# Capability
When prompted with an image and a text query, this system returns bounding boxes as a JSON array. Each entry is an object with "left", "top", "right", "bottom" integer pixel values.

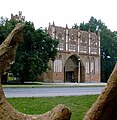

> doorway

[
  {"left": 64, "top": 55, "right": 82, "bottom": 82},
  {"left": 66, "top": 71, "right": 74, "bottom": 82}
]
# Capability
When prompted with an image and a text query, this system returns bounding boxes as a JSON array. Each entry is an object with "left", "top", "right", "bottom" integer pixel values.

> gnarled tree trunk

[
  {"left": 0, "top": 23, "right": 71, "bottom": 120},
  {"left": 83, "top": 63, "right": 117, "bottom": 120}
]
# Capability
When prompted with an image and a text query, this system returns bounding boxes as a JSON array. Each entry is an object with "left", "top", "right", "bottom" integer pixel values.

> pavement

[
  {"left": 40, "top": 82, "right": 107, "bottom": 86},
  {"left": 3, "top": 82, "right": 107, "bottom": 88}
]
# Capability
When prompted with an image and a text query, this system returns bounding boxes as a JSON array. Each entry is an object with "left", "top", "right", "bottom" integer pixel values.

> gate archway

[{"left": 64, "top": 55, "right": 85, "bottom": 83}]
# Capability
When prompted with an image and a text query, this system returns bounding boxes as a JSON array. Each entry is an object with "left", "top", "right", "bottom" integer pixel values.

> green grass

[{"left": 8, "top": 95, "right": 98, "bottom": 120}]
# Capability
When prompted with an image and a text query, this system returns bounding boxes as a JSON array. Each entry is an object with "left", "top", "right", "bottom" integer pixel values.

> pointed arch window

[
  {"left": 90, "top": 57, "right": 95, "bottom": 74},
  {"left": 57, "top": 32, "right": 64, "bottom": 51},
  {"left": 85, "top": 57, "right": 90, "bottom": 74}
]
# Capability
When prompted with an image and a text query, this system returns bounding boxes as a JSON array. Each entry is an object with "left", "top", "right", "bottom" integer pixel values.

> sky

[{"left": 0, "top": 0, "right": 117, "bottom": 31}]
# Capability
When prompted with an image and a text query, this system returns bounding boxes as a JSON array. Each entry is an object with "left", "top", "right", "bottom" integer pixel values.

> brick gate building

[{"left": 44, "top": 22, "right": 100, "bottom": 83}]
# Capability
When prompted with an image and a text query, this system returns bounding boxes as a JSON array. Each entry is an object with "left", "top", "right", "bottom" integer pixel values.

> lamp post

[{"left": 78, "top": 58, "right": 80, "bottom": 83}]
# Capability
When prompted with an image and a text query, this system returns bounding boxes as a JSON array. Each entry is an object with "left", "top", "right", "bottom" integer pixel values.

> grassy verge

[{"left": 8, "top": 95, "right": 98, "bottom": 120}]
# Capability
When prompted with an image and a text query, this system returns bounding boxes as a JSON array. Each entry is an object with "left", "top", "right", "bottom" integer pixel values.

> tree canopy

[{"left": 0, "top": 17, "right": 58, "bottom": 83}]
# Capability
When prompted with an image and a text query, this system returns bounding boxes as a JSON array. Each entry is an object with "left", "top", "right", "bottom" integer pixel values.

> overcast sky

[{"left": 0, "top": 0, "right": 117, "bottom": 31}]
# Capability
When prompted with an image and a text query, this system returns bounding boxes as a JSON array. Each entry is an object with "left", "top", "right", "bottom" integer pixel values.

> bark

[
  {"left": 83, "top": 63, "right": 117, "bottom": 120},
  {"left": 0, "top": 23, "right": 71, "bottom": 120}
]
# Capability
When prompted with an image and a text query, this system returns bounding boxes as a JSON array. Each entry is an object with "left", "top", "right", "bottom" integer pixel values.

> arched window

[
  {"left": 85, "top": 57, "right": 90, "bottom": 74},
  {"left": 90, "top": 57, "right": 95, "bottom": 74},
  {"left": 69, "top": 33, "right": 76, "bottom": 52},
  {"left": 56, "top": 31, "right": 64, "bottom": 51}
]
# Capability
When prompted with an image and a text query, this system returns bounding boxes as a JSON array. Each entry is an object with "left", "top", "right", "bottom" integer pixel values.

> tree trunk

[
  {"left": 1, "top": 74, "right": 7, "bottom": 84},
  {"left": 83, "top": 63, "right": 117, "bottom": 120},
  {"left": 0, "top": 23, "right": 71, "bottom": 120}
]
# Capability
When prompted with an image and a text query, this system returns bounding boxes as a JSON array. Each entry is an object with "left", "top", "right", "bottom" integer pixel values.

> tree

[
  {"left": 0, "top": 16, "right": 58, "bottom": 83},
  {"left": 0, "top": 17, "right": 8, "bottom": 44},
  {"left": 72, "top": 17, "right": 117, "bottom": 82},
  {"left": 11, "top": 21, "right": 58, "bottom": 83}
]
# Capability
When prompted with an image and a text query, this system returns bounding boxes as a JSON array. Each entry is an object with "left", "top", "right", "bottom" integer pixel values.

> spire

[
  {"left": 49, "top": 22, "right": 51, "bottom": 26},
  {"left": 66, "top": 24, "right": 68, "bottom": 29},
  {"left": 53, "top": 21, "right": 55, "bottom": 26}
]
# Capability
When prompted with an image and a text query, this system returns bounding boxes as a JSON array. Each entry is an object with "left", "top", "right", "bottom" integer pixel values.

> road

[{"left": 4, "top": 87, "right": 105, "bottom": 98}]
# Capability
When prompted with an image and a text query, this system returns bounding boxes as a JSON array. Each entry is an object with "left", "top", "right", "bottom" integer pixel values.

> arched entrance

[{"left": 64, "top": 55, "right": 85, "bottom": 82}]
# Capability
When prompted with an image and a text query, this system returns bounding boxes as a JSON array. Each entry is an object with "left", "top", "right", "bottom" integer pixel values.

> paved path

[{"left": 4, "top": 86, "right": 105, "bottom": 98}]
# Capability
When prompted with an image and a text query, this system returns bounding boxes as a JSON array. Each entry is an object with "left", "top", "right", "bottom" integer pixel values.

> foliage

[
  {"left": 0, "top": 17, "right": 18, "bottom": 44},
  {"left": 0, "top": 17, "right": 58, "bottom": 83},
  {"left": 11, "top": 21, "right": 58, "bottom": 82},
  {"left": 8, "top": 95, "right": 98, "bottom": 120},
  {"left": 72, "top": 17, "right": 117, "bottom": 82}
]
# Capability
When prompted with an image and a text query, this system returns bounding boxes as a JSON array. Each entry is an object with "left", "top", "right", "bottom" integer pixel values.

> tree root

[{"left": 83, "top": 63, "right": 117, "bottom": 120}]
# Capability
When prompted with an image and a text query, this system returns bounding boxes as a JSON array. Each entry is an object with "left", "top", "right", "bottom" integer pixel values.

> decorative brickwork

[{"left": 44, "top": 22, "right": 100, "bottom": 83}]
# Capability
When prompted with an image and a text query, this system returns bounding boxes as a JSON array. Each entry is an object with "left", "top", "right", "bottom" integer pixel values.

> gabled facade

[{"left": 44, "top": 22, "right": 100, "bottom": 83}]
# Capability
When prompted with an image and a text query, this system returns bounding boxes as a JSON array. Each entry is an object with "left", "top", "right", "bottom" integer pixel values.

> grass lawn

[{"left": 8, "top": 95, "right": 98, "bottom": 120}]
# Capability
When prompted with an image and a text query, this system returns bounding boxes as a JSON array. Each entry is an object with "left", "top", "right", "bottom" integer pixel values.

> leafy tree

[
  {"left": 0, "top": 17, "right": 58, "bottom": 83},
  {"left": 0, "top": 17, "right": 8, "bottom": 44},
  {"left": 0, "top": 17, "right": 18, "bottom": 43},
  {"left": 72, "top": 17, "right": 117, "bottom": 82},
  {"left": 72, "top": 23, "right": 79, "bottom": 29},
  {"left": 11, "top": 21, "right": 58, "bottom": 83}
]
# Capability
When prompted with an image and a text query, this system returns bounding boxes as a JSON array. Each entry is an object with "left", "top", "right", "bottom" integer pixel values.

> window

[{"left": 86, "top": 61, "right": 90, "bottom": 73}]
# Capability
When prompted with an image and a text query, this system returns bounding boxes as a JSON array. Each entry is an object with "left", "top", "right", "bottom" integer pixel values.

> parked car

[{"left": 7, "top": 72, "right": 14, "bottom": 81}]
